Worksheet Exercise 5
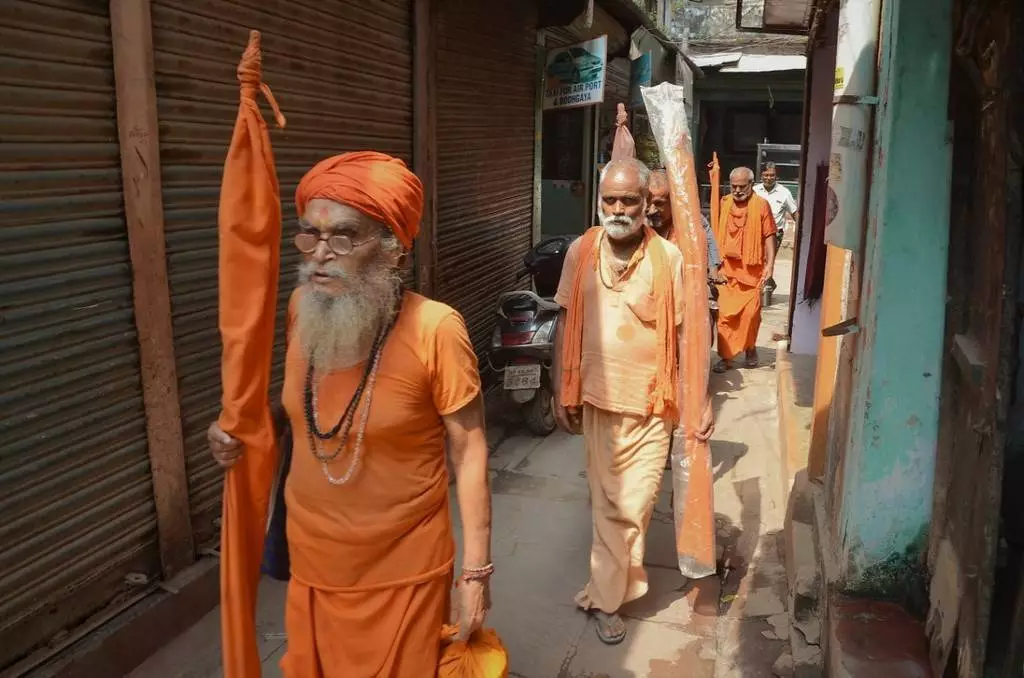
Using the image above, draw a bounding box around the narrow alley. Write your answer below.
[129,263,795,678]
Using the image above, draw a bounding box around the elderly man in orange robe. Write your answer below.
[713,166,778,372]
[552,158,714,645]
[207,152,493,676]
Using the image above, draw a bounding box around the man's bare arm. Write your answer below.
[551,308,566,397]
[444,394,492,570]
[763,233,778,284]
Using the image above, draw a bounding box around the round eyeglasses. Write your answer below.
[294,230,379,256]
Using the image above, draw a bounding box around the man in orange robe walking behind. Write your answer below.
[713,166,778,372]
[207,152,494,676]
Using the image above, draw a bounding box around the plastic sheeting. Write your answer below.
[216,31,286,677]
[641,82,717,579]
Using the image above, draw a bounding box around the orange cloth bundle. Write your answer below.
[216,31,287,678]
[439,626,510,678]
[611,102,635,160]
[641,82,717,578]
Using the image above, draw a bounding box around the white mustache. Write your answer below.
[602,215,634,228]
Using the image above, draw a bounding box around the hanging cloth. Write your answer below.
[611,102,635,161]
[709,152,721,251]
[216,30,287,678]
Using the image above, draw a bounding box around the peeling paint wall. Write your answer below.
[835,0,953,595]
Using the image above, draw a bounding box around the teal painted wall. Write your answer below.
[837,0,953,600]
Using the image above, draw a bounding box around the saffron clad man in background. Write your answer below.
[647,169,721,281]
[207,152,492,676]
[552,158,714,645]
[713,166,777,372]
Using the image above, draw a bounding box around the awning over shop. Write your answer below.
[692,52,807,73]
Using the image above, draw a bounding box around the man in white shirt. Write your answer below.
[753,162,798,291]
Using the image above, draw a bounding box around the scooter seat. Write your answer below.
[497,290,561,313]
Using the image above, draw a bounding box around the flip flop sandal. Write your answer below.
[590,610,627,645]
[713,360,732,374]
[745,355,759,369]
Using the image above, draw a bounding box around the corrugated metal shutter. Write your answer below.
[0,0,161,667]
[151,0,414,546]
[436,0,538,359]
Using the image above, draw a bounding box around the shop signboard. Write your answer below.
[543,35,607,110]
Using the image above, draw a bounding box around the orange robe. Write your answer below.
[714,194,776,361]
[279,290,481,677]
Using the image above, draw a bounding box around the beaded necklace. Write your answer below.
[302,292,403,485]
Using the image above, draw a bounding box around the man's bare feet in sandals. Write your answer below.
[713,360,733,374]
[591,610,627,645]
[745,349,759,369]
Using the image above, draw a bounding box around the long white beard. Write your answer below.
[601,213,640,240]
[295,260,402,372]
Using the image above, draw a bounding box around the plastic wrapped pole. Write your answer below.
[641,82,716,578]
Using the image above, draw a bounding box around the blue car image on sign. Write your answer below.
[543,35,608,110]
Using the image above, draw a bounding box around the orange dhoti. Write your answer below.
[282,573,452,676]
[716,259,765,361]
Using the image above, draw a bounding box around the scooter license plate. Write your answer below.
[503,364,542,391]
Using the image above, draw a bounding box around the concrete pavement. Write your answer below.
[131,260,794,678]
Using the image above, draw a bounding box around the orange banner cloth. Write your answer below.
[611,102,635,160]
[709,153,721,245]
[216,31,287,678]
[641,82,717,578]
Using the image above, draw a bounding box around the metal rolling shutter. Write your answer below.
[436,0,538,360]
[151,0,414,546]
[0,0,160,668]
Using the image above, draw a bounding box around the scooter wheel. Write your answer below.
[524,383,557,436]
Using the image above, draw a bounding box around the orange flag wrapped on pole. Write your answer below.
[216,31,286,677]
[641,82,717,578]
[612,102,635,160]
[709,152,721,244]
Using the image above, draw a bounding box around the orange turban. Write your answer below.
[294,151,424,250]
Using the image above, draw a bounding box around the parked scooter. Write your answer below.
[488,236,575,436]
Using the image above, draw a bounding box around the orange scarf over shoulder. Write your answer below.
[716,194,766,267]
[560,225,678,422]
